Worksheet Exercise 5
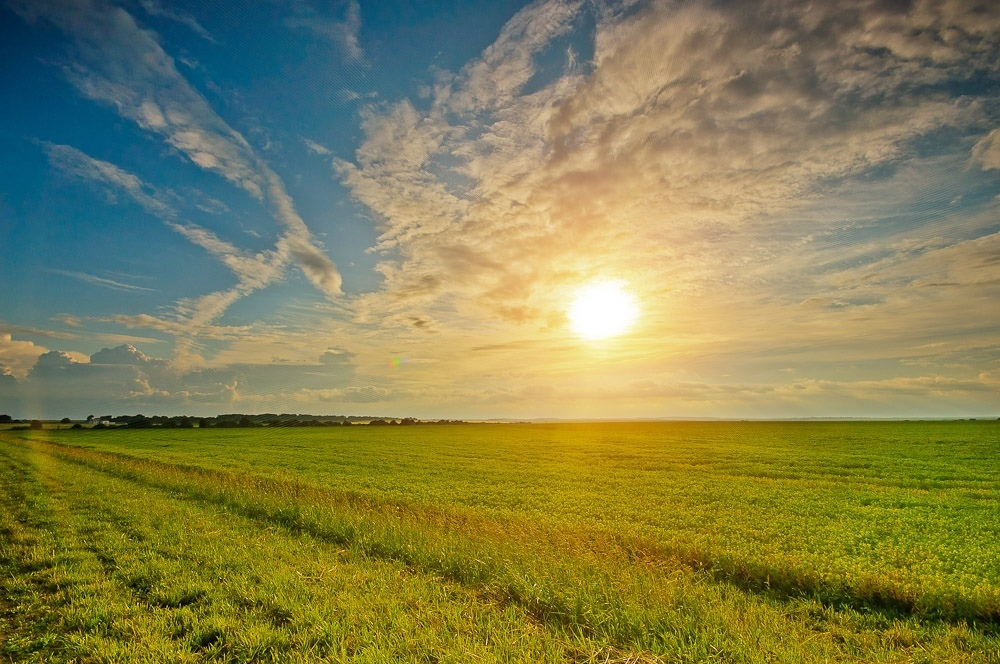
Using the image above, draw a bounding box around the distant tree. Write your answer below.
[0,414,12,424]
[70,423,83,430]
[93,423,108,429]
[179,417,193,428]
[87,415,95,423]
[29,420,43,430]
[60,417,72,424]
[197,418,210,428]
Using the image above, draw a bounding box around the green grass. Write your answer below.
[1,421,998,662]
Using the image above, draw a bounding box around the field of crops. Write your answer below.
[1,421,998,662]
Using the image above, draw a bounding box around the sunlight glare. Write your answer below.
[568,280,639,340]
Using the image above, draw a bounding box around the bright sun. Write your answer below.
[568,280,639,340]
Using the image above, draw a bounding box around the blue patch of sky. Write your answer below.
[363,0,533,97]
[781,157,998,276]
[211,278,305,330]
[520,7,596,97]
[282,161,382,293]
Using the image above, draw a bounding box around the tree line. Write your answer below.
[1,413,469,429]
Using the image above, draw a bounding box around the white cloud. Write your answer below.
[90,343,165,366]
[303,138,332,155]
[0,334,48,379]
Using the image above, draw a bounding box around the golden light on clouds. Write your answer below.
[568,281,639,341]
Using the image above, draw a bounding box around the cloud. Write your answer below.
[338,0,999,335]
[51,269,156,292]
[41,142,289,362]
[16,0,342,299]
[42,137,284,293]
[303,138,332,156]
[29,350,85,377]
[135,0,216,42]
[90,343,166,366]
[42,141,172,217]
[0,322,76,340]
[973,129,1000,170]
[51,314,84,328]
[2,341,359,418]
[319,347,355,365]
[285,0,364,63]
[0,333,48,378]
[6,0,998,420]
[303,385,396,404]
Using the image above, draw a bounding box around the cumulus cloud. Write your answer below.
[1,342,359,418]
[29,350,85,377]
[90,343,166,366]
[0,333,48,378]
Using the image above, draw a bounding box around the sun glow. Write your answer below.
[568,280,639,340]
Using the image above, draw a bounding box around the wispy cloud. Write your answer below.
[303,138,332,156]
[135,0,216,43]
[14,0,342,300]
[51,269,157,292]
[42,141,287,310]
[44,142,283,290]
[285,0,364,63]
[0,322,76,340]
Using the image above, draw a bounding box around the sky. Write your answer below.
[1,0,998,420]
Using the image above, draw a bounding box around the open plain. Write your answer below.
[1,421,998,662]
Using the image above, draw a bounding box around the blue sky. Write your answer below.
[1,0,998,419]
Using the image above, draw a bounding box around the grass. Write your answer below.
[1,421,998,662]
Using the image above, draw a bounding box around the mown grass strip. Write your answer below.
[0,436,608,663]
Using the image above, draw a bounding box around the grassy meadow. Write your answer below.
[1,421,998,662]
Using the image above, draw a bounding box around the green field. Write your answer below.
[1,421,998,662]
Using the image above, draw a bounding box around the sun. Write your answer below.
[568,280,639,340]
